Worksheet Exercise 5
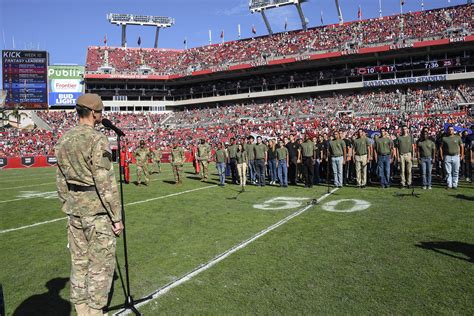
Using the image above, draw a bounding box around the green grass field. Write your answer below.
[0,164,473,315]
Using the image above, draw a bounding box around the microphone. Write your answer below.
[102,118,125,137]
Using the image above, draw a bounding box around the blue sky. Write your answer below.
[0,0,467,66]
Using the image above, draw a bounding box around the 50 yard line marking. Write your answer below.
[0,185,216,234]
[116,188,339,315]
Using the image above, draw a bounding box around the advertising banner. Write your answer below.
[2,50,49,109]
[48,65,84,107]
[0,157,7,168]
[362,75,447,87]
[46,156,58,165]
[21,157,35,167]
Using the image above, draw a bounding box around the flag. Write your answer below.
[358,5,362,20]
[183,38,187,45]
[183,37,187,49]
[401,0,405,5]
[220,30,224,39]
[320,11,324,25]
[103,34,107,45]
[137,36,141,46]
[251,25,256,34]
[284,18,288,30]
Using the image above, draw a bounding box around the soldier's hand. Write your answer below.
[112,221,124,236]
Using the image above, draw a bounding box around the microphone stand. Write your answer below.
[107,134,141,315]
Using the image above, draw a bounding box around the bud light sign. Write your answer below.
[48,65,84,107]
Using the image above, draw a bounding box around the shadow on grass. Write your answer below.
[13,277,70,316]
[416,241,474,263]
[450,194,474,201]
[162,180,178,185]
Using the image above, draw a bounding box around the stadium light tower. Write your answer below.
[249,0,309,34]
[107,13,175,48]
[335,0,343,24]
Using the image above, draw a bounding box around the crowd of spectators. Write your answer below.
[405,86,462,113]
[459,84,474,103]
[1,86,471,157]
[85,4,472,76]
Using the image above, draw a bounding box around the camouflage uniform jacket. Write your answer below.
[197,143,211,161]
[171,147,185,165]
[55,124,122,222]
[134,147,150,166]
[154,149,162,160]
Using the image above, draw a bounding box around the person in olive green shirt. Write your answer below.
[244,136,257,184]
[352,128,372,188]
[134,140,150,186]
[254,136,268,186]
[228,138,239,184]
[235,143,248,190]
[374,128,395,188]
[329,131,347,188]
[171,141,186,185]
[196,139,211,181]
[215,142,228,186]
[395,125,415,188]
[300,136,315,188]
[276,138,289,187]
[417,128,436,189]
[440,125,464,189]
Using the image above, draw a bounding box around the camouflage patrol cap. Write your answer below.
[77,93,103,111]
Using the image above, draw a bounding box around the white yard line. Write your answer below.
[126,185,216,206]
[0,176,55,183]
[0,185,217,234]
[116,188,339,315]
[0,182,57,191]
[0,195,51,204]
[0,217,66,234]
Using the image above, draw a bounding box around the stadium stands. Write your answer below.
[85,4,472,76]
[1,85,471,158]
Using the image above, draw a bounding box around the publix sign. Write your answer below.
[48,65,84,106]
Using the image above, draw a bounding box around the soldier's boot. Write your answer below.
[74,303,89,316]
[89,307,106,316]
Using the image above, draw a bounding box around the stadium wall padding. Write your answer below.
[0,152,196,169]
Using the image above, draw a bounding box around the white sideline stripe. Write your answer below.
[0,217,66,234]
[0,185,217,234]
[0,170,177,199]
[0,175,55,183]
[0,196,45,204]
[117,188,339,315]
[0,182,56,191]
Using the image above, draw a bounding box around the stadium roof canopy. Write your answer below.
[249,0,309,34]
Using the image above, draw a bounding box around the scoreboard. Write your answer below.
[2,50,48,109]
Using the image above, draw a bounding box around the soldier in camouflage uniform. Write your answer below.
[55,94,123,316]
[171,141,185,184]
[196,139,211,181]
[134,140,150,186]
[152,147,162,174]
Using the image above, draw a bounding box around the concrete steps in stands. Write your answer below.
[30,111,52,131]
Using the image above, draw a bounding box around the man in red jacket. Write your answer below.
[120,144,131,184]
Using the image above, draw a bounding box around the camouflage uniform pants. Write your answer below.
[68,214,116,310]
[154,161,161,173]
[173,164,183,183]
[199,161,209,179]
[137,165,149,184]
